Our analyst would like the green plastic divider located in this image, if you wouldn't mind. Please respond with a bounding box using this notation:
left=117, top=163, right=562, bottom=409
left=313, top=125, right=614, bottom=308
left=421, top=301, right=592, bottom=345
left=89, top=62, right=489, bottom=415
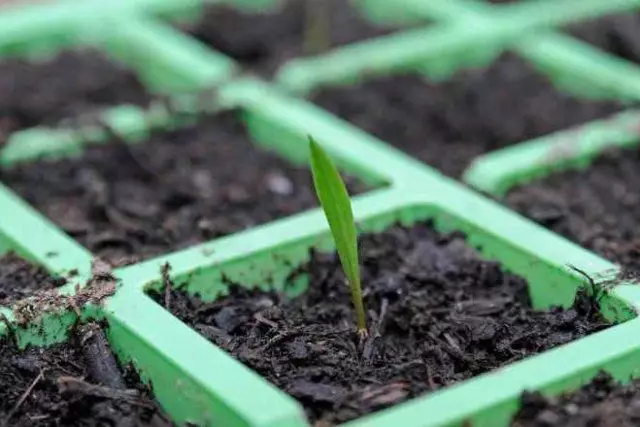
left=275, top=3, right=640, bottom=100
left=3, top=0, right=640, bottom=426
left=463, top=110, right=640, bottom=196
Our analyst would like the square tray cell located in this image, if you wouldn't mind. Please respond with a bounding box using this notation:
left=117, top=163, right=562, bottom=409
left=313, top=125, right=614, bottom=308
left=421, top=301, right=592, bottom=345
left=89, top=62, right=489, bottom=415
left=148, top=220, right=610, bottom=425
left=463, top=110, right=640, bottom=273
left=0, top=110, right=373, bottom=267
left=311, top=53, right=623, bottom=178
left=506, top=147, right=640, bottom=273
left=179, top=0, right=412, bottom=75
left=0, top=9, right=237, bottom=145
left=0, top=49, right=152, bottom=138
left=120, top=179, right=639, bottom=427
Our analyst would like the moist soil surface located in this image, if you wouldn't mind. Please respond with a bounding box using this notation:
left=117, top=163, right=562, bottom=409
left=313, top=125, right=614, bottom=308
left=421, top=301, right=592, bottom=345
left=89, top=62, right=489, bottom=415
left=0, top=49, right=151, bottom=140
left=151, top=222, right=608, bottom=425
left=506, top=147, right=640, bottom=272
left=567, top=12, right=640, bottom=64
left=184, top=0, right=402, bottom=74
left=0, top=325, right=173, bottom=426
left=311, top=54, right=623, bottom=178
left=0, top=112, right=369, bottom=267
left=512, top=372, right=640, bottom=427
left=0, top=253, right=66, bottom=306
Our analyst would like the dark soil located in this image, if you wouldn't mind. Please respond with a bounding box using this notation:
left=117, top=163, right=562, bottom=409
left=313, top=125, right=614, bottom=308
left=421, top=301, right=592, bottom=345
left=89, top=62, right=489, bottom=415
left=567, top=12, right=640, bottom=64
left=512, top=372, right=640, bottom=427
left=184, top=0, right=402, bottom=74
left=0, top=49, right=151, bottom=140
left=0, top=324, right=173, bottom=426
left=150, top=222, right=609, bottom=425
left=311, top=54, right=623, bottom=178
left=506, top=148, right=640, bottom=272
left=0, top=112, right=369, bottom=266
left=0, top=253, right=66, bottom=306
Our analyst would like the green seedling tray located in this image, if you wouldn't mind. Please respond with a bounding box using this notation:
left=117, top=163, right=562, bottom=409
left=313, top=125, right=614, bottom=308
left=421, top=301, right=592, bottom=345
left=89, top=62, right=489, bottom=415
left=3, top=0, right=640, bottom=426
left=1, top=75, right=640, bottom=427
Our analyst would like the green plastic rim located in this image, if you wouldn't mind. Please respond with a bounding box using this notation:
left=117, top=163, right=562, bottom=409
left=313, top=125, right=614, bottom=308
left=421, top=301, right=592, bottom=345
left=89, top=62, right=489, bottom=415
left=2, top=0, right=640, bottom=426
left=463, top=109, right=640, bottom=197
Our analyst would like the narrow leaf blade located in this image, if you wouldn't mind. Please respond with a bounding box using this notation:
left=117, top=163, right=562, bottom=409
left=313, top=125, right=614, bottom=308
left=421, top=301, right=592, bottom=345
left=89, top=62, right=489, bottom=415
left=309, top=137, right=360, bottom=290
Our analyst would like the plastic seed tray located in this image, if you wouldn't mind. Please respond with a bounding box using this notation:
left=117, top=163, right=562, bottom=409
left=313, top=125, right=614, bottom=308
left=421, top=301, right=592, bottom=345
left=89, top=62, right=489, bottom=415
left=3, top=0, right=640, bottom=426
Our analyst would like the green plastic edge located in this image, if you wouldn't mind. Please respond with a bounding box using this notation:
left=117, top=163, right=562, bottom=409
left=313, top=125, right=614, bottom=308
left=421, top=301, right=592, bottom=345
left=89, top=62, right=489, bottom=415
left=275, top=5, right=640, bottom=100
left=463, top=110, right=640, bottom=196
left=1, top=1, right=640, bottom=426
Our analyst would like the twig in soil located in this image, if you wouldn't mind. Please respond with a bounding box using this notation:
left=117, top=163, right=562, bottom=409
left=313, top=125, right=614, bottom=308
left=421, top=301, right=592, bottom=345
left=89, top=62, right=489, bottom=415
left=161, top=262, right=172, bottom=311
left=56, top=376, right=150, bottom=407
left=424, top=363, right=436, bottom=390
left=261, top=331, right=302, bottom=352
left=362, top=298, right=388, bottom=363
left=426, top=331, right=471, bottom=365
left=3, top=369, right=44, bottom=425
left=254, top=312, right=278, bottom=329
left=196, top=324, right=232, bottom=347
left=77, top=322, right=126, bottom=390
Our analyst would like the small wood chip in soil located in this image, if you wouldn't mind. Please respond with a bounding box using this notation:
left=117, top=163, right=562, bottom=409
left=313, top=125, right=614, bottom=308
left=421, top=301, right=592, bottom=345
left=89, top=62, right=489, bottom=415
left=512, top=371, right=640, bottom=427
left=0, top=253, right=66, bottom=306
left=506, top=147, right=640, bottom=273
left=0, top=112, right=371, bottom=267
left=311, top=53, right=623, bottom=178
left=182, top=0, right=409, bottom=75
left=0, top=325, right=174, bottom=426
left=0, top=49, right=151, bottom=139
left=149, top=222, right=610, bottom=425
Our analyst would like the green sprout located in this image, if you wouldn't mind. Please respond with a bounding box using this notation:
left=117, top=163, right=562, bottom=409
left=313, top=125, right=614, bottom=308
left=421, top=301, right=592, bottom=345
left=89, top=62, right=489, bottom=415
left=303, top=0, right=331, bottom=55
left=309, top=137, right=367, bottom=336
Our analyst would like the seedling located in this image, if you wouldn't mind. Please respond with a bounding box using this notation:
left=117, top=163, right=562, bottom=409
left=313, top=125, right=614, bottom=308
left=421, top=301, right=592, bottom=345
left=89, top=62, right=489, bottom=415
left=303, top=0, right=331, bottom=55
left=309, top=137, right=367, bottom=336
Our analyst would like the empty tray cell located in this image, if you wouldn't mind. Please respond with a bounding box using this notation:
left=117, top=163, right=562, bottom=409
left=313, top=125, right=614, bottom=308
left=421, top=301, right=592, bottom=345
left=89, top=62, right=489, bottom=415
left=311, top=54, right=623, bottom=178
left=0, top=49, right=152, bottom=138
left=0, top=112, right=371, bottom=266
left=506, top=147, right=640, bottom=272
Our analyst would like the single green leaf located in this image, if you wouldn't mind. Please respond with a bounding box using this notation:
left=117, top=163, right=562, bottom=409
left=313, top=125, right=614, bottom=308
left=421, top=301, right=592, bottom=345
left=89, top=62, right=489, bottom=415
left=309, top=136, right=366, bottom=332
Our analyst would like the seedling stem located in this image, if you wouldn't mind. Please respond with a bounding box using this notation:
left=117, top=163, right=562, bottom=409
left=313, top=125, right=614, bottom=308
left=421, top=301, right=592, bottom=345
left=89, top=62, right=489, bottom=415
left=303, top=0, right=331, bottom=55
